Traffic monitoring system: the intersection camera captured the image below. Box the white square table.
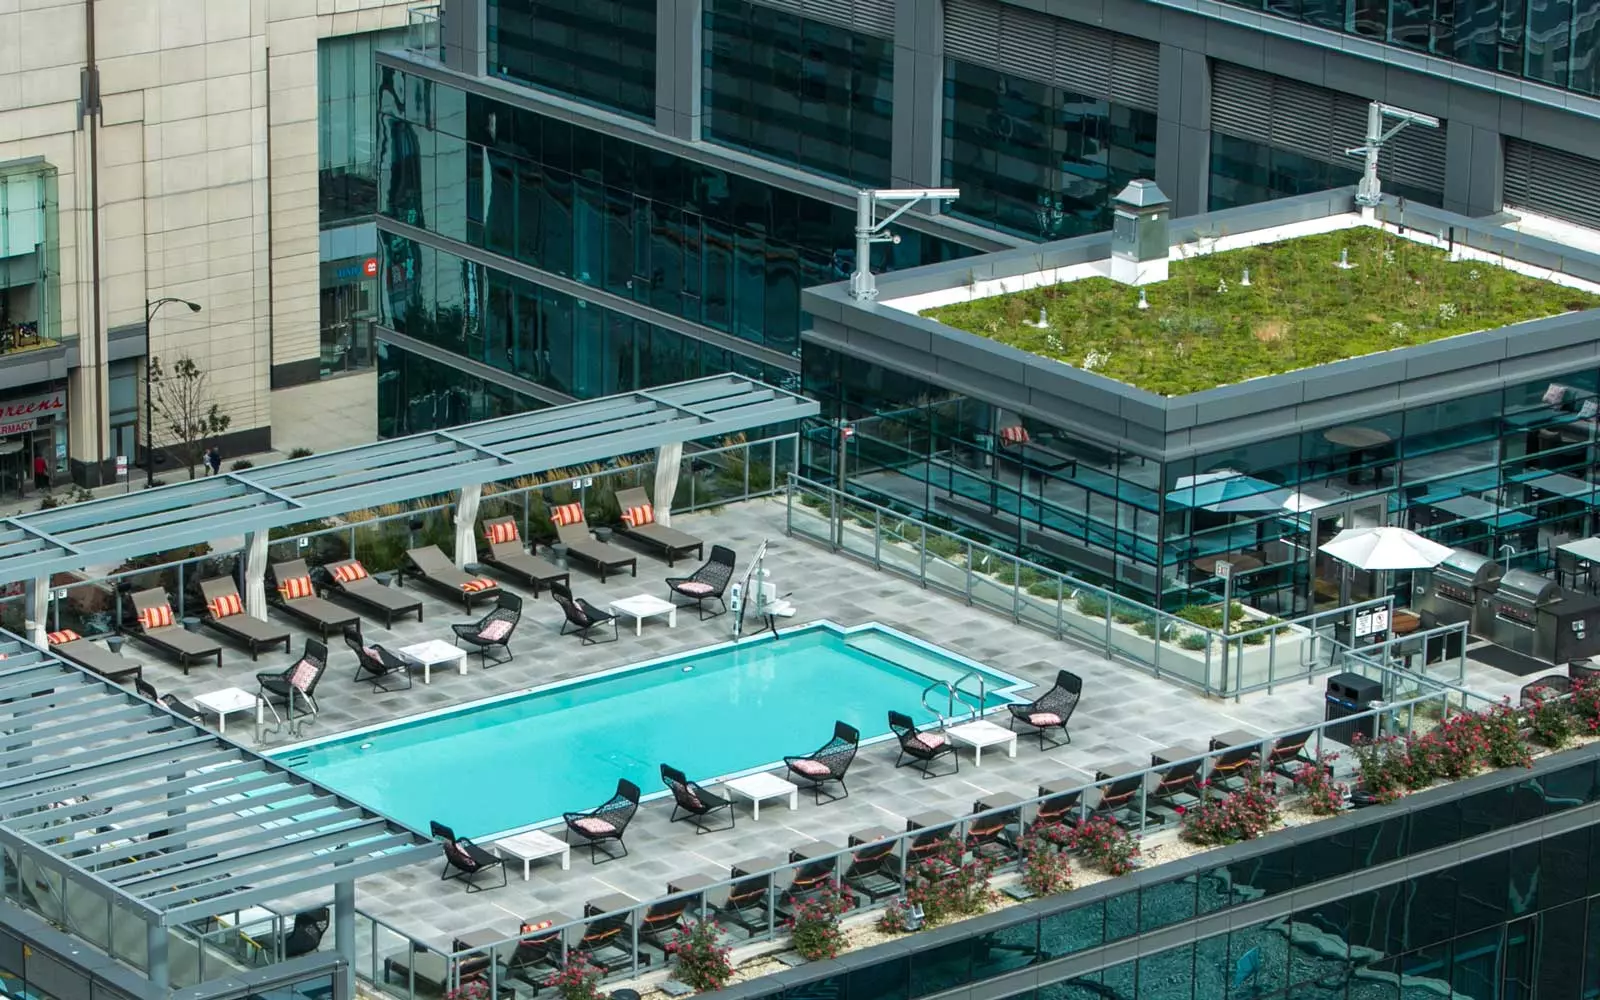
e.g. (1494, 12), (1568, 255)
(494, 829), (571, 879)
(945, 719), (1019, 767)
(398, 639), (468, 684)
(1558, 537), (1600, 563)
(608, 594), (678, 636)
(722, 772), (798, 821)
(192, 687), (258, 734)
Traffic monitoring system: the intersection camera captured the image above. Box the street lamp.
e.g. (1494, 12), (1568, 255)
(144, 297), (201, 487)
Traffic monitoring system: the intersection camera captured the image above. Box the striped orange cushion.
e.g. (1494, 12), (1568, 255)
(139, 605), (175, 630)
(461, 577), (497, 593)
(621, 503), (654, 527)
(208, 593), (244, 619)
(484, 520), (519, 545)
(550, 502), (584, 526)
(332, 562), (368, 584)
(278, 576), (314, 601)
(998, 425), (1030, 445)
(46, 629), (80, 645)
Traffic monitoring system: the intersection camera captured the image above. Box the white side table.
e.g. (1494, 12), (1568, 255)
(494, 829), (571, 879)
(193, 687), (258, 734)
(722, 773), (798, 821)
(608, 594), (677, 636)
(398, 639), (469, 684)
(945, 719), (1019, 767)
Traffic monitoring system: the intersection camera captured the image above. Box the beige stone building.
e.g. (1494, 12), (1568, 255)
(0, 0), (409, 488)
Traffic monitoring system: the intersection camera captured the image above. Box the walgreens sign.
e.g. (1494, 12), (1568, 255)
(0, 391), (65, 422)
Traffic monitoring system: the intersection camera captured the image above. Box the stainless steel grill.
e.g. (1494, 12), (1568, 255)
(1415, 547), (1501, 635)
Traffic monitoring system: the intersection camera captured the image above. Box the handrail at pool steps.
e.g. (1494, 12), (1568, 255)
(355, 675), (1473, 1000)
(784, 475), (1447, 699)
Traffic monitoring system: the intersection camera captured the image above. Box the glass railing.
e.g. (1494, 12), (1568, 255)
(354, 674), (1521, 1000)
(785, 475), (1459, 698)
(405, 5), (440, 59)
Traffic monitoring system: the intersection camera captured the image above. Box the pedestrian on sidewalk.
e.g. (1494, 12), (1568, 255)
(205, 444), (222, 476)
(32, 454), (49, 492)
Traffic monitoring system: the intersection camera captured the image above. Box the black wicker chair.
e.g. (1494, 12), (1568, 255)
(134, 678), (206, 725)
(783, 721), (860, 803)
(552, 583), (618, 645)
(563, 779), (640, 863)
(279, 908), (331, 959)
(430, 821), (507, 893)
(888, 710), (958, 778)
(1006, 669), (1082, 749)
(665, 545), (736, 619)
(660, 764), (734, 834)
(257, 639), (328, 717)
(451, 592), (523, 667)
(345, 623), (412, 691)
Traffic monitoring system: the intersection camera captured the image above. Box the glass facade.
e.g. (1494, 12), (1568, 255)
(374, 68), (975, 361)
(806, 342), (1600, 612)
(1208, 133), (1445, 211)
(942, 60), (1158, 241)
(318, 29), (409, 227)
(487, 0), (657, 120)
(702, 0), (894, 186)
(0, 160), (61, 353)
(729, 750), (1600, 1000)
(379, 232), (795, 404)
(376, 341), (549, 437)
(1220, 0), (1600, 96)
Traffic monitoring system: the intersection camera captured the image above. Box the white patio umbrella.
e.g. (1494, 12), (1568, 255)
(1317, 526), (1452, 571)
(1280, 490), (1334, 513)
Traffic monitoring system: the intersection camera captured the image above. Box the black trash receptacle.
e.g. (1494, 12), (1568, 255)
(1325, 672), (1384, 746)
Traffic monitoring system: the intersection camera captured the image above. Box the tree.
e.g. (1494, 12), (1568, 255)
(149, 354), (231, 480)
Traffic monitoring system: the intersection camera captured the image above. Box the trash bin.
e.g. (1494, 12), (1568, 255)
(1325, 672), (1383, 746)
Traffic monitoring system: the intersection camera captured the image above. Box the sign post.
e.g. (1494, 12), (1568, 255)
(116, 455), (128, 493)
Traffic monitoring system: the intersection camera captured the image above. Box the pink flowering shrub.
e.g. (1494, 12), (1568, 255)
(1018, 825), (1074, 896)
(784, 881), (854, 961)
(1062, 815), (1140, 875)
(1180, 768), (1281, 845)
(1290, 751), (1347, 815)
(666, 919), (734, 992)
(544, 954), (606, 1000)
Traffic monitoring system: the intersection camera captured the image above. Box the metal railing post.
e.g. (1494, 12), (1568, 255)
(770, 438), (778, 494)
(964, 544), (974, 605)
(1012, 560), (1021, 623)
(176, 563), (185, 616)
(1055, 578), (1064, 639)
(743, 443), (751, 500)
(874, 508), (882, 570)
(918, 526), (928, 588)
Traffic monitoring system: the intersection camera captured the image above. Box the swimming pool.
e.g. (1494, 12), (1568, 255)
(276, 622), (1024, 836)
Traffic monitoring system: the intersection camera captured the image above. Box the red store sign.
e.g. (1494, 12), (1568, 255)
(0, 391), (65, 422)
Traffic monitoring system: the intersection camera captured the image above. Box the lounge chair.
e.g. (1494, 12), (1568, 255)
(563, 779), (640, 864)
(1033, 783), (1084, 831)
(783, 721), (859, 803)
(551, 582), (618, 644)
(501, 924), (563, 987)
(666, 545), (736, 619)
(270, 559), (360, 638)
(661, 764), (734, 834)
(1006, 670), (1081, 749)
(776, 853), (840, 921)
(451, 593), (522, 668)
(1265, 727), (1317, 779)
(383, 945), (493, 996)
(637, 896), (694, 955)
(1148, 757), (1204, 817)
(479, 516), (569, 596)
(128, 588), (224, 674)
(1093, 774), (1154, 829)
(613, 486), (704, 566)
(573, 911), (644, 973)
(1207, 736), (1263, 793)
(429, 821), (506, 893)
(889, 710), (958, 778)
(905, 820), (961, 880)
(49, 632), (142, 684)
(716, 869), (774, 936)
(134, 677), (205, 725)
(402, 545), (502, 612)
(550, 503), (636, 582)
(968, 798), (1022, 863)
(198, 577), (291, 660)
(257, 638), (327, 721)
(344, 623), (412, 692)
(843, 839), (901, 901)
(323, 559), (422, 627)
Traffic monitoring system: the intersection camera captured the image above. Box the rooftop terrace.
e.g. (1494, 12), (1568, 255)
(915, 219), (1600, 397)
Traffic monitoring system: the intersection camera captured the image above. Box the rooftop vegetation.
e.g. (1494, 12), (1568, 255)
(922, 227), (1600, 396)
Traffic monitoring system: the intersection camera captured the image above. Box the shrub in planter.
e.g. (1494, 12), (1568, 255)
(1480, 703), (1534, 769)
(446, 982), (490, 1000)
(544, 954), (606, 1000)
(1572, 678), (1600, 733)
(1180, 770), (1281, 845)
(1350, 734), (1405, 805)
(1018, 828), (1074, 897)
(1133, 618), (1177, 640)
(1180, 632), (1210, 651)
(905, 846), (995, 926)
(785, 882), (854, 961)
(1414, 711), (1487, 782)
(1526, 695), (1576, 749)
(1290, 752), (1347, 815)
(666, 919), (734, 992)
(878, 899), (916, 934)
(1063, 815), (1140, 876)
(1074, 591), (1108, 618)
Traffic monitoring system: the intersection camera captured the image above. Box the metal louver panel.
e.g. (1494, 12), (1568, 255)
(1379, 119), (1447, 193)
(747, 0), (895, 36)
(1210, 63), (1271, 143)
(1504, 138), (1600, 229)
(945, 0), (1158, 110)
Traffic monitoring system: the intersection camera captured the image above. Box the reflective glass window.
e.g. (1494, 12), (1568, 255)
(487, 0), (656, 118)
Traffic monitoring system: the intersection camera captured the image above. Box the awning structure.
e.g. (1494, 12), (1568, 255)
(0, 376), (816, 587)
(0, 636), (431, 926)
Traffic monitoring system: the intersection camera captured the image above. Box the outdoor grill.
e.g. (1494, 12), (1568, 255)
(1414, 548), (1501, 636)
(1489, 569), (1563, 657)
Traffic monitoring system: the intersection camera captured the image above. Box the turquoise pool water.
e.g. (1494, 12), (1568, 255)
(277, 623), (1020, 836)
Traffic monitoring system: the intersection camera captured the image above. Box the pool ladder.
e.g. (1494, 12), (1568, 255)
(920, 670), (986, 730)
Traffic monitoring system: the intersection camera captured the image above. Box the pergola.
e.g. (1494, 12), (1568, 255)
(0, 376), (817, 638)
(0, 634), (431, 996)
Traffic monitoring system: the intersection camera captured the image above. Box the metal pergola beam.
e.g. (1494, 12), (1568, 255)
(94, 805), (371, 867)
(0, 748), (241, 809)
(123, 825), (408, 896)
(23, 770), (290, 839)
(158, 845), (437, 924)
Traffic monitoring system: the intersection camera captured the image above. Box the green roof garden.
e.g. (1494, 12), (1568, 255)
(920, 227), (1600, 397)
